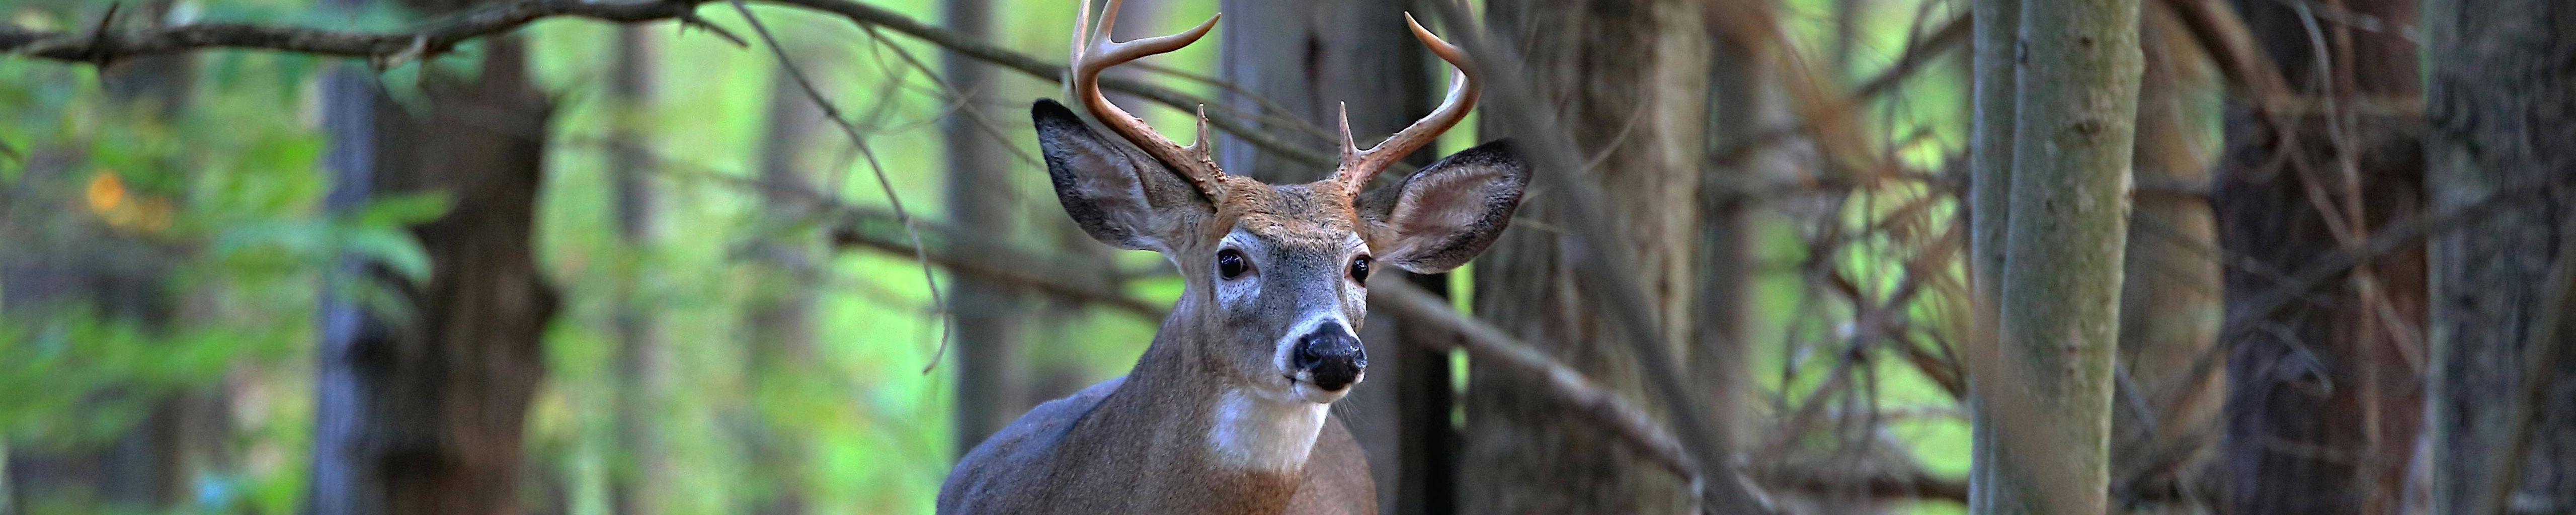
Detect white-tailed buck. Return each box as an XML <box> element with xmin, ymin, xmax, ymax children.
<box><xmin>936</xmin><ymin>1</ymin><xmax>1527</xmax><ymax>513</ymax></box>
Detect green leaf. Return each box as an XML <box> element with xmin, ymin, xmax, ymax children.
<box><xmin>346</xmin><ymin>227</ymin><xmax>434</xmax><ymax>285</ymax></box>
<box><xmin>356</xmin><ymin>191</ymin><xmax>454</xmax><ymax>227</ymax></box>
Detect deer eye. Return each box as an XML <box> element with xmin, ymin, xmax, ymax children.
<box><xmin>1349</xmin><ymin>255</ymin><xmax>1373</xmax><ymax>283</ymax></box>
<box><xmin>1216</xmin><ymin>249</ymin><xmax>1251</xmax><ymax>280</ymax></box>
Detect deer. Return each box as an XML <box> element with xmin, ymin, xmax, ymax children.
<box><xmin>935</xmin><ymin>1</ymin><xmax>1527</xmax><ymax>513</ymax></box>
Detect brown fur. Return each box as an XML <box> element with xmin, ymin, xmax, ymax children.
<box><xmin>937</xmin><ymin>341</ymin><xmax>1376</xmax><ymax>515</ymax></box>
<box><xmin>937</xmin><ymin>100</ymin><xmax>1522</xmax><ymax>515</ymax></box>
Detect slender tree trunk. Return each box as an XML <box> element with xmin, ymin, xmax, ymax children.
<box><xmin>1980</xmin><ymin>1</ymin><xmax>2142</xmax><ymax>514</ymax></box>
<box><xmin>943</xmin><ymin>0</ymin><xmax>1031</xmax><ymax>458</ymax></box>
<box><xmin>1701</xmin><ymin>0</ymin><xmax>1781</xmax><ymax>477</ymax></box>
<box><xmin>2424</xmin><ymin>2</ymin><xmax>2576</xmax><ymax>513</ymax></box>
<box><xmin>1966</xmin><ymin>0</ymin><xmax>2019</xmax><ymax>508</ymax></box>
<box><xmin>1463</xmin><ymin>0</ymin><xmax>1709</xmax><ymax>512</ymax></box>
<box><xmin>2110</xmin><ymin>6</ymin><xmax>2221</xmax><ymax>510</ymax></box>
<box><xmin>306</xmin><ymin>33</ymin><xmax>559</xmax><ymax>515</ymax></box>
<box><xmin>605</xmin><ymin>24</ymin><xmax>670</xmax><ymax>515</ymax></box>
<box><xmin>98</xmin><ymin>3</ymin><xmax>200</xmax><ymax>504</ymax></box>
<box><xmin>739</xmin><ymin>56</ymin><xmax>827</xmax><ymax>515</ymax></box>
<box><xmin>2211</xmin><ymin>1</ymin><xmax>2424</xmax><ymax>513</ymax></box>
<box><xmin>1216</xmin><ymin>2</ymin><xmax>1437</xmax><ymax>512</ymax></box>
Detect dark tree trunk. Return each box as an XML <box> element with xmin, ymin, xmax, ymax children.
<box><xmin>944</xmin><ymin>0</ymin><xmax>1032</xmax><ymax>457</ymax></box>
<box><xmin>1464</xmin><ymin>0</ymin><xmax>1710</xmax><ymax>512</ymax></box>
<box><xmin>306</xmin><ymin>34</ymin><xmax>559</xmax><ymax>515</ymax></box>
<box><xmin>2424</xmin><ymin>1</ymin><xmax>2576</xmax><ymax>513</ymax></box>
<box><xmin>0</xmin><ymin>3</ymin><xmax>204</xmax><ymax>510</ymax></box>
<box><xmin>2213</xmin><ymin>0</ymin><xmax>2424</xmax><ymax>513</ymax></box>
<box><xmin>1215</xmin><ymin>2</ymin><xmax>1439</xmax><ymax>512</ymax></box>
<box><xmin>606</xmin><ymin>24</ymin><xmax>671</xmax><ymax>515</ymax></box>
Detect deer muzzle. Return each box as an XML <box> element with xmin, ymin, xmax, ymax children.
<box><xmin>1293</xmin><ymin>321</ymin><xmax>1367</xmax><ymax>392</ymax></box>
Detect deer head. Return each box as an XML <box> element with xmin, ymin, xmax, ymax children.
<box><xmin>1031</xmin><ymin>1</ymin><xmax>1526</xmax><ymax>411</ymax></box>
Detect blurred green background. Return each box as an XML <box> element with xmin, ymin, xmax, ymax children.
<box><xmin>0</xmin><ymin>0</ymin><xmax>2000</xmax><ymax>512</ymax></box>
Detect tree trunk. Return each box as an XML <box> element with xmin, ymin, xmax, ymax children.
<box><xmin>306</xmin><ymin>34</ymin><xmax>559</xmax><ymax>515</ymax></box>
<box><xmin>1980</xmin><ymin>1</ymin><xmax>2142</xmax><ymax>514</ymax></box>
<box><xmin>605</xmin><ymin>24</ymin><xmax>671</xmax><ymax>515</ymax></box>
<box><xmin>2211</xmin><ymin>0</ymin><xmax>2424</xmax><ymax>513</ymax></box>
<box><xmin>1462</xmin><ymin>0</ymin><xmax>1709</xmax><ymax>512</ymax></box>
<box><xmin>2110</xmin><ymin>6</ymin><xmax>2221</xmax><ymax>510</ymax></box>
<box><xmin>1966</xmin><ymin>0</ymin><xmax>2019</xmax><ymax>507</ymax></box>
<box><xmin>1701</xmin><ymin>0</ymin><xmax>1781</xmax><ymax>484</ymax></box>
<box><xmin>2424</xmin><ymin>2</ymin><xmax>2576</xmax><ymax>513</ymax></box>
<box><xmin>1215</xmin><ymin>2</ymin><xmax>1437</xmax><ymax>512</ymax></box>
<box><xmin>943</xmin><ymin>0</ymin><xmax>1032</xmax><ymax>458</ymax></box>
<box><xmin>738</xmin><ymin>54</ymin><xmax>828</xmax><ymax>515</ymax></box>
<box><xmin>0</xmin><ymin>3</ymin><xmax>201</xmax><ymax>509</ymax></box>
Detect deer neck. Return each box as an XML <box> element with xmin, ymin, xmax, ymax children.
<box><xmin>1084</xmin><ymin>295</ymin><xmax>1326</xmax><ymax>500</ymax></box>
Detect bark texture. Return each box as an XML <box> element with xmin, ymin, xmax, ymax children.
<box><xmin>1982</xmin><ymin>0</ymin><xmax>2143</xmax><ymax>514</ymax></box>
<box><xmin>2212</xmin><ymin>1</ymin><xmax>2425</xmax><ymax>513</ymax></box>
<box><xmin>306</xmin><ymin>35</ymin><xmax>559</xmax><ymax>515</ymax></box>
<box><xmin>2424</xmin><ymin>1</ymin><xmax>2576</xmax><ymax>513</ymax></box>
<box><xmin>1463</xmin><ymin>0</ymin><xmax>1709</xmax><ymax>512</ymax></box>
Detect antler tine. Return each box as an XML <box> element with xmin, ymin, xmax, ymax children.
<box><xmin>1069</xmin><ymin>0</ymin><xmax>1226</xmax><ymax>197</ymax></box>
<box><xmin>1333</xmin><ymin>13</ymin><xmax>1480</xmax><ymax>196</ymax></box>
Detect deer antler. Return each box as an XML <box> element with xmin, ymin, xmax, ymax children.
<box><xmin>1329</xmin><ymin>13</ymin><xmax>1480</xmax><ymax>197</ymax></box>
<box><xmin>1070</xmin><ymin>0</ymin><xmax>1227</xmax><ymax>200</ymax></box>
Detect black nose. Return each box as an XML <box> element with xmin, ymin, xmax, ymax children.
<box><xmin>1294</xmin><ymin>322</ymin><xmax>1367</xmax><ymax>391</ymax></box>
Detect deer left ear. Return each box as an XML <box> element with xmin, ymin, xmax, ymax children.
<box><xmin>1357</xmin><ymin>140</ymin><xmax>1530</xmax><ymax>273</ymax></box>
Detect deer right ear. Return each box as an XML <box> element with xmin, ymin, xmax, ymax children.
<box><xmin>1357</xmin><ymin>140</ymin><xmax>1530</xmax><ymax>273</ymax></box>
<box><xmin>1033</xmin><ymin>99</ymin><xmax>1214</xmax><ymax>251</ymax></box>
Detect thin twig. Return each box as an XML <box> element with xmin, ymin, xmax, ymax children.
<box><xmin>2470</xmin><ymin>213</ymin><xmax>2576</xmax><ymax>515</ymax></box>
<box><xmin>2170</xmin><ymin>171</ymin><xmax>2576</xmax><ymax>403</ymax></box>
<box><xmin>722</xmin><ymin>0</ymin><xmax>951</xmax><ymax>372</ymax></box>
<box><xmin>568</xmin><ymin>131</ymin><xmax>1165</xmax><ymax>319</ymax></box>
<box><xmin>2</xmin><ymin>0</ymin><xmax>1346</xmax><ymax>171</ymax></box>
<box><xmin>828</xmin><ymin>209</ymin><xmax>1167</xmax><ymax>320</ymax></box>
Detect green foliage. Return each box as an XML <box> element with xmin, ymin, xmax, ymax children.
<box><xmin>1</xmin><ymin>0</ymin><xmax>1989</xmax><ymax>513</ymax></box>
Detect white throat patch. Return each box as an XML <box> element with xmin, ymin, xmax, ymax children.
<box><xmin>1208</xmin><ymin>388</ymin><xmax>1329</xmax><ymax>472</ymax></box>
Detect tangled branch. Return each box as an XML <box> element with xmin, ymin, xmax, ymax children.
<box><xmin>1</xmin><ymin>0</ymin><xmax>1341</xmax><ymax>169</ymax></box>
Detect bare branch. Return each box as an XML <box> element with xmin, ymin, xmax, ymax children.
<box><xmin>827</xmin><ymin>208</ymin><xmax>1167</xmax><ymax>320</ymax></box>
<box><xmin>1754</xmin><ymin>462</ymin><xmax>1970</xmax><ymax>503</ymax></box>
<box><xmin>1369</xmin><ymin>280</ymin><xmax>1702</xmax><ymax>484</ymax></box>
<box><xmin>1</xmin><ymin>0</ymin><xmax>1343</xmax><ymax>170</ymax></box>
<box><xmin>5</xmin><ymin>0</ymin><xmax>701</xmax><ymax>66</ymax></box>
<box><xmin>1850</xmin><ymin>14</ymin><xmax>1968</xmax><ymax>103</ymax></box>
<box><xmin>718</xmin><ymin>0</ymin><xmax>953</xmax><ymax>373</ymax></box>
<box><xmin>2469</xmin><ymin>207</ymin><xmax>2576</xmax><ymax>515</ymax></box>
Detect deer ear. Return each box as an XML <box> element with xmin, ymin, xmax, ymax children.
<box><xmin>1358</xmin><ymin>140</ymin><xmax>1530</xmax><ymax>273</ymax></box>
<box><xmin>1033</xmin><ymin>99</ymin><xmax>1214</xmax><ymax>251</ymax></box>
